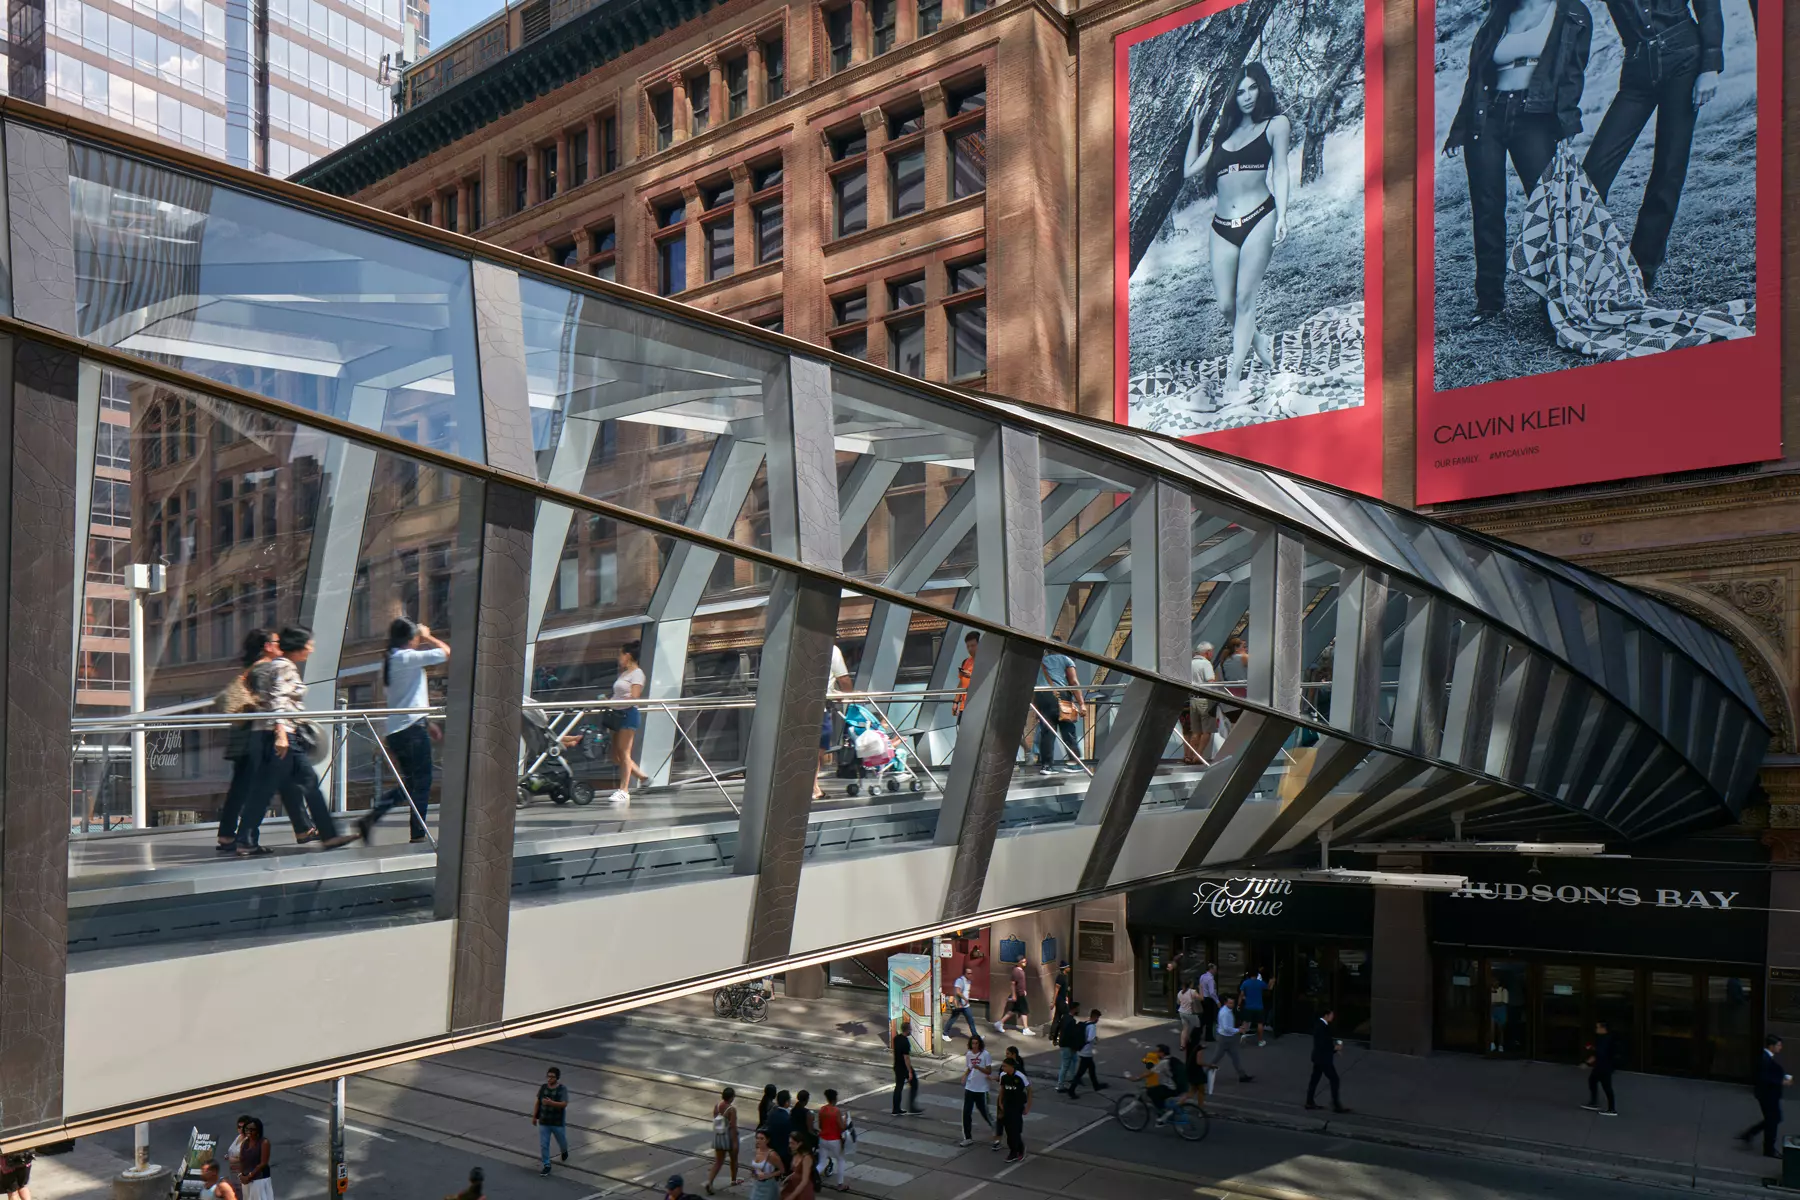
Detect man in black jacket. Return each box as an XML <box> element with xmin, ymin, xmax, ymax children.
<box><xmin>1304</xmin><ymin>1009</ymin><xmax>1348</xmax><ymax>1114</ymax></box>
<box><xmin>1737</xmin><ymin>1034</ymin><xmax>1792</xmax><ymax>1157</ymax></box>
<box><xmin>1581</xmin><ymin>1020</ymin><xmax>1619</xmax><ymax>1115</ymax></box>
<box><xmin>1583</xmin><ymin>0</ymin><xmax>1725</xmax><ymax>293</ymax></box>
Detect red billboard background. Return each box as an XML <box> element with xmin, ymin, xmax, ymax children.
<box><xmin>1112</xmin><ymin>0</ymin><xmax>1385</xmax><ymax>498</ymax></box>
<box><xmin>1414</xmin><ymin>0</ymin><xmax>1782</xmax><ymax>505</ymax></box>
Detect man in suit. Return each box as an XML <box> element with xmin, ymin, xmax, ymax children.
<box><xmin>1738</xmin><ymin>1034</ymin><xmax>1792</xmax><ymax>1158</ymax></box>
<box><xmin>1304</xmin><ymin>1008</ymin><xmax>1348</xmax><ymax>1113</ymax></box>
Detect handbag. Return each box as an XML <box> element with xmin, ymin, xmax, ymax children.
<box><xmin>1042</xmin><ymin>665</ymin><xmax>1080</xmax><ymax>724</ymax></box>
<box><xmin>291</xmin><ymin>719</ymin><xmax>331</xmax><ymax>766</ymax></box>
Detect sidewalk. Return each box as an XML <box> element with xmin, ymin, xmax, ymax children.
<box><xmin>728</xmin><ymin>985</ymin><xmax>1785</xmax><ymax>1194</ymax></box>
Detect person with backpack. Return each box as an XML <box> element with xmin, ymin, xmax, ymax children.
<box><xmin>817</xmin><ymin>1088</ymin><xmax>850</xmax><ymax>1191</ymax></box>
<box><xmin>958</xmin><ymin>1035</ymin><xmax>995</xmax><ymax>1146</ymax></box>
<box><xmin>1069</xmin><ymin>1009</ymin><xmax>1107</xmax><ymax>1098</ymax></box>
<box><xmin>1055</xmin><ymin>1008</ymin><xmax>1083</xmax><ymax>1094</ymax></box>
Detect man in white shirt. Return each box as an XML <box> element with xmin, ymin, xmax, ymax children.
<box><xmin>1187</xmin><ymin>642</ymin><xmax>1217</xmax><ymax>762</ymax></box>
<box><xmin>360</xmin><ymin>617</ymin><xmax>450</xmax><ymax>843</ymax></box>
<box><xmin>948</xmin><ymin>971</ymin><xmax>978</xmax><ymax>1041</ymax></box>
<box><xmin>1205</xmin><ymin>997</ymin><xmax>1254</xmax><ymax>1086</ymax></box>
<box><xmin>957</xmin><ymin>1034</ymin><xmax>995</xmax><ymax>1147</ymax></box>
<box><xmin>814</xmin><ymin>644</ymin><xmax>853</xmax><ymax>800</ymax></box>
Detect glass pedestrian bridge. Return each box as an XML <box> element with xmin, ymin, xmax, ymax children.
<box><xmin>0</xmin><ymin>99</ymin><xmax>1767</xmax><ymax>1149</ymax></box>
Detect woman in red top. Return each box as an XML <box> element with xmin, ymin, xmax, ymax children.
<box><xmin>816</xmin><ymin>1089</ymin><xmax>848</xmax><ymax>1191</ymax></box>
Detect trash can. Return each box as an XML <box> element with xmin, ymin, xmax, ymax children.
<box><xmin>1783</xmin><ymin>1134</ymin><xmax>1800</xmax><ymax>1189</ymax></box>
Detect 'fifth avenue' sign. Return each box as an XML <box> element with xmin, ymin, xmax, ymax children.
<box><xmin>1449</xmin><ymin>881</ymin><xmax>1742</xmax><ymax>910</ymax></box>
<box><xmin>1193</xmin><ymin>877</ymin><xmax>1292</xmax><ymax>918</ymax></box>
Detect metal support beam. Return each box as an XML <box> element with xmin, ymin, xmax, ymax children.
<box><xmin>1176</xmin><ymin>711</ymin><xmax>1297</xmax><ymax>869</ymax></box>
<box><xmin>0</xmin><ymin>336</ymin><xmax>77</xmax><ymax>1128</ymax></box>
<box><xmin>1440</xmin><ymin>623</ymin><xmax>1502</xmax><ymax>769</ymax></box>
<box><xmin>1391</xmin><ymin>596</ymin><xmax>1455</xmax><ymax>757</ymax></box>
<box><xmin>1329</xmin><ymin>566</ymin><xmax>1388</xmax><ymax>741</ymax></box>
<box><xmin>1076</xmin><ymin>677</ymin><xmax>1187</xmax><ymax>890</ymax></box>
<box><xmin>435</xmin><ymin>482</ymin><xmax>531</xmax><ymax>1030</ymax></box>
<box><xmin>1247</xmin><ymin>528</ymin><xmax>1303</xmax><ymax>713</ymax></box>
<box><xmin>1241</xmin><ymin>736</ymin><xmax>1369</xmax><ymax>859</ymax></box>
<box><xmin>296</xmin><ymin>385</ymin><xmax>385</xmax><ymax>711</ymax></box>
<box><xmin>939</xmin><ymin>425</ymin><xmax>1045</xmax><ymax>919</ymax></box>
<box><xmin>739</xmin><ymin>356</ymin><xmax>841</xmax><ymax>961</ymax></box>
<box><xmin>1131</xmin><ymin>482</ymin><xmax>1193</xmax><ymax>677</ymax></box>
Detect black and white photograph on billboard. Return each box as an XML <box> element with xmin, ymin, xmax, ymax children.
<box><xmin>1121</xmin><ymin>0</ymin><xmax>1370</xmax><ymax>439</ymax></box>
<box><xmin>1429</xmin><ymin>0</ymin><xmax>1759</xmax><ymax>393</ymax></box>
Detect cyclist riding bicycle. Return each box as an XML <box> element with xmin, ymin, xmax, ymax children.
<box><xmin>1141</xmin><ymin>1050</ymin><xmax>1178</xmax><ymax>1124</ymax></box>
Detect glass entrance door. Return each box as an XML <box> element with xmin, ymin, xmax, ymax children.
<box><xmin>1539</xmin><ymin>964</ymin><xmax>1585</xmax><ymax>1061</ymax></box>
<box><xmin>1439</xmin><ymin>958</ymin><xmax>1482</xmax><ymax>1052</ymax></box>
<box><xmin>1140</xmin><ymin>933</ymin><xmax>1176</xmax><ymax>1014</ymax></box>
<box><xmin>1648</xmin><ymin>972</ymin><xmax>1698</xmax><ymax>1074</ymax></box>
<box><xmin>1592</xmin><ymin>967</ymin><xmax>1638</xmax><ymax>1070</ymax></box>
<box><xmin>1488</xmin><ymin>961</ymin><xmax>1529</xmax><ymax>1056</ymax></box>
<box><xmin>1337</xmin><ymin>946</ymin><xmax>1372</xmax><ymax>1040</ymax></box>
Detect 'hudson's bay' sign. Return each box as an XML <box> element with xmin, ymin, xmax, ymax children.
<box><xmin>1449</xmin><ymin>882</ymin><xmax>1741</xmax><ymax>910</ymax></box>
<box><xmin>1193</xmin><ymin>877</ymin><xmax>1292</xmax><ymax>918</ymax></box>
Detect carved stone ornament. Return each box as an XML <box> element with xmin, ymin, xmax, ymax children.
<box><xmin>1696</xmin><ymin>577</ymin><xmax>1786</xmax><ymax>652</ymax></box>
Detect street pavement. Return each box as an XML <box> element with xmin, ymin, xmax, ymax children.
<box><xmin>29</xmin><ymin>987</ymin><xmax>1782</xmax><ymax>1199</ymax></box>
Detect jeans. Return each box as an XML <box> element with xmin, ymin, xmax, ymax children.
<box><xmin>1582</xmin><ymin>25</ymin><xmax>1702</xmax><ymax>277</ymax></box>
<box><xmin>961</xmin><ymin>1091</ymin><xmax>991</xmax><ymax>1139</ymax></box>
<box><xmin>367</xmin><ymin>722</ymin><xmax>433</xmax><ymax>839</ymax></box>
<box><xmin>538</xmin><ymin>1123</ymin><xmax>568</xmax><ymax>1167</ymax></box>
<box><xmin>1588</xmin><ymin>1068</ymin><xmax>1616</xmax><ymax>1110</ymax></box>
<box><xmin>1035</xmin><ymin>712</ymin><xmax>1079</xmax><ymax>767</ymax></box>
<box><xmin>1058</xmin><ymin>1047</ymin><xmax>1078</xmax><ymax>1090</ymax></box>
<box><xmin>946</xmin><ymin>1005</ymin><xmax>979</xmax><ymax>1042</ymax></box>
<box><xmin>1464</xmin><ymin>93</ymin><xmax>1562</xmax><ymax>311</ymax></box>
<box><xmin>892</xmin><ymin>1065</ymin><xmax>918</xmax><ymax>1113</ymax></box>
<box><xmin>1207</xmin><ymin>1034</ymin><xmax>1247</xmax><ymax>1078</ymax></box>
<box><xmin>1307</xmin><ymin>1060</ymin><xmax>1341</xmax><ymax>1107</ymax></box>
<box><xmin>237</xmin><ymin>732</ymin><xmax>338</xmax><ymax>846</ymax></box>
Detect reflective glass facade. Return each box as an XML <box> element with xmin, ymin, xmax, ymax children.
<box><xmin>0</xmin><ymin>104</ymin><xmax>1769</xmax><ymax>1147</ymax></box>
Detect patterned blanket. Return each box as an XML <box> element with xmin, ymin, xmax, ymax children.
<box><xmin>1127</xmin><ymin>301</ymin><xmax>1366</xmax><ymax>436</ymax></box>
<box><xmin>1511</xmin><ymin>143</ymin><xmax>1755</xmax><ymax>359</ymax></box>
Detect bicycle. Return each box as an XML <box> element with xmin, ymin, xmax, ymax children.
<box><xmin>1112</xmin><ymin>1090</ymin><xmax>1209</xmax><ymax>1142</ymax></box>
<box><xmin>712</xmin><ymin>982</ymin><xmax>769</xmax><ymax>1023</ymax></box>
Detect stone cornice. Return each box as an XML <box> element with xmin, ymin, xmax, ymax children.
<box><xmin>1432</xmin><ymin>468</ymin><xmax>1800</xmax><ymax>539</ymax></box>
<box><xmin>1547</xmin><ymin>533</ymin><xmax>1800</xmax><ymax>579</ymax></box>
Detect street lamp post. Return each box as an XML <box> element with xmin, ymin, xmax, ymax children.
<box><xmin>124</xmin><ymin>563</ymin><xmax>166</xmax><ymax>830</ymax></box>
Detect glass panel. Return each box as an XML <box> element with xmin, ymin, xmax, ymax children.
<box><xmin>515</xmin><ymin>277</ymin><xmax>786</xmax><ymax>537</ymax></box>
<box><xmin>69</xmin><ymin>140</ymin><xmax>485</xmax><ymax>463</ymax></box>
<box><xmin>1591</xmin><ymin>966</ymin><xmax>1637</xmax><ymax>1070</ymax></box>
<box><xmin>69</xmin><ymin>369</ymin><xmax>478</xmax><ymax>961</ymax></box>
<box><xmin>1703</xmin><ymin>973</ymin><xmax>1756</xmax><ymax>1080</ymax></box>
<box><xmin>1538</xmin><ymin>964</ymin><xmax>1585</xmax><ymax>1062</ymax></box>
<box><xmin>1439</xmin><ymin>957</ymin><xmax>1482</xmax><ymax>1052</ymax></box>
<box><xmin>1648</xmin><ymin>971</ymin><xmax>1697</xmax><ymax>1074</ymax></box>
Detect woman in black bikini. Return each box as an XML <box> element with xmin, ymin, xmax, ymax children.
<box><xmin>1183</xmin><ymin>62</ymin><xmax>1290</xmax><ymax>405</ymax></box>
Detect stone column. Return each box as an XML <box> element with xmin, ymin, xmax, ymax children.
<box><xmin>482</xmin><ymin>148</ymin><xmax>501</xmax><ymax>226</ymax></box>
<box><xmin>522</xmin><ymin>146</ymin><xmax>538</xmax><ymax>213</ymax></box>
<box><xmin>1370</xmin><ymin>854</ymin><xmax>1433</xmax><ymax>1055</ymax></box>
<box><xmin>585</xmin><ymin>113</ymin><xmax>601</xmax><ymax>183</ymax></box>
<box><xmin>731</xmin><ymin>162</ymin><xmax>754</xmax><ymax>274</ymax></box>
<box><xmin>862</xmin><ymin>107</ymin><xmax>888</xmax><ymax>230</ymax></box>
<box><xmin>896</xmin><ymin>0</ymin><xmax>916</xmax><ymax>45</ymax></box>
<box><xmin>851</xmin><ymin>0</ymin><xmax>870</xmax><ymax>64</ymax></box>
<box><xmin>945</xmin><ymin>0</ymin><xmax>966</xmax><ymax>20</ymax></box>
<box><xmin>672</xmin><ymin>76</ymin><xmax>690</xmax><ymax>143</ymax></box>
<box><xmin>707</xmin><ymin>54</ymin><xmax>725</xmax><ymax>126</ymax></box>
<box><xmin>683</xmin><ymin>182</ymin><xmax>703</xmax><ymax>293</ymax></box>
<box><xmin>746</xmin><ymin>37</ymin><xmax>766</xmax><ymax>108</ymax></box>
<box><xmin>455</xmin><ymin>178</ymin><xmax>472</xmax><ymax>233</ymax></box>
<box><xmin>921</xmin><ymin>80</ymin><xmax>948</xmax><ymax>208</ymax></box>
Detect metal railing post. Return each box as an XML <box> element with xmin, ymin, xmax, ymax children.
<box><xmin>334</xmin><ymin>697</ymin><xmax>350</xmax><ymax>814</ymax></box>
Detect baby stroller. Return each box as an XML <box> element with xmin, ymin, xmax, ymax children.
<box><xmin>841</xmin><ymin>702</ymin><xmax>922</xmax><ymax>796</ymax></box>
<box><xmin>517</xmin><ymin>706</ymin><xmax>594</xmax><ymax>807</ymax></box>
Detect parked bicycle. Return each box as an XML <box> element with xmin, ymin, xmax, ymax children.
<box><xmin>712</xmin><ymin>982</ymin><xmax>769</xmax><ymax>1023</ymax></box>
<box><xmin>1112</xmin><ymin>1089</ymin><xmax>1209</xmax><ymax>1142</ymax></box>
